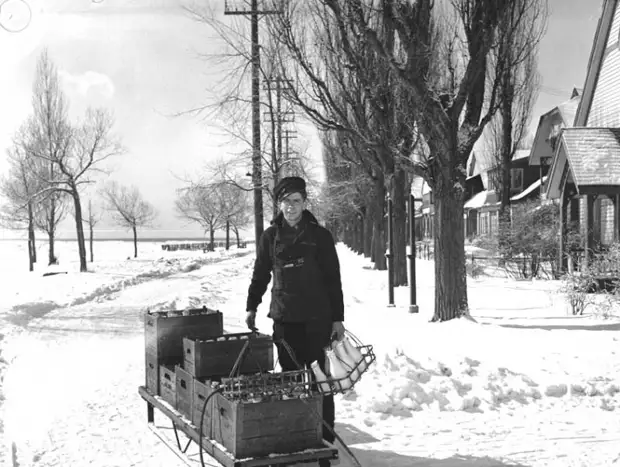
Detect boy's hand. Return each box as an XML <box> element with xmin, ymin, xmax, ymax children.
<box><xmin>331</xmin><ymin>321</ymin><xmax>345</xmax><ymax>341</ymax></box>
<box><xmin>245</xmin><ymin>311</ymin><xmax>258</xmax><ymax>331</ymax></box>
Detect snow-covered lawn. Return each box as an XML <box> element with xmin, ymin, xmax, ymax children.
<box><xmin>1</xmin><ymin>239</ymin><xmax>619</xmax><ymax>467</ymax></box>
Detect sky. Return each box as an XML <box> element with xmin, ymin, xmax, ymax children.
<box><xmin>0</xmin><ymin>0</ymin><xmax>606</xmax><ymax>240</ymax></box>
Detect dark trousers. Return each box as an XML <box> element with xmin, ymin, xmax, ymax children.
<box><xmin>272</xmin><ymin>321</ymin><xmax>335</xmax><ymax>444</ymax></box>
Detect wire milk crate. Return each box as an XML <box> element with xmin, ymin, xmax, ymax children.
<box><xmin>311</xmin><ymin>331</ymin><xmax>376</xmax><ymax>396</ymax></box>
<box><xmin>218</xmin><ymin>369</ymin><xmax>313</xmax><ymax>402</ymax></box>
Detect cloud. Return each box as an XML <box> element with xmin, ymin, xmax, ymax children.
<box><xmin>59</xmin><ymin>70</ymin><xmax>115</xmax><ymax>98</ymax></box>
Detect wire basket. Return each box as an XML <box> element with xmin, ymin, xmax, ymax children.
<box><xmin>216</xmin><ymin>369</ymin><xmax>313</xmax><ymax>402</ymax></box>
<box><xmin>314</xmin><ymin>343</ymin><xmax>376</xmax><ymax>396</ymax></box>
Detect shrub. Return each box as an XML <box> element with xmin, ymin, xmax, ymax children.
<box><xmin>499</xmin><ymin>199</ymin><xmax>559</xmax><ymax>279</ymax></box>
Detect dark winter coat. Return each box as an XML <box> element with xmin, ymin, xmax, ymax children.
<box><xmin>246</xmin><ymin>210</ymin><xmax>344</xmax><ymax>324</ymax></box>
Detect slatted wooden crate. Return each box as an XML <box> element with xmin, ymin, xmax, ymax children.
<box><xmin>145</xmin><ymin>308</ymin><xmax>223</xmax><ymax>360</ymax></box>
<box><xmin>199</xmin><ymin>385</ymin><xmax>324</xmax><ymax>459</ymax></box>
<box><xmin>145</xmin><ymin>352</ymin><xmax>159</xmax><ymax>394</ymax></box>
<box><xmin>175</xmin><ymin>365</ymin><xmax>195</xmax><ymax>419</ymax></box>
<box><xmin>183</xmin><ymin>332</ymin><xmax>274</xmax><ymax>378</ymax></box>
<box><xmin>144</xmin><ymin>307</ymin><xmax>223</xmax><ymax>393</ymax></box>
<box><xmin>192</xmin><ymin>379</ymin><xmax>213</xmax><ymax>436</ymax></box>
<box><xmin>159</xmin><ymin>364</ymin><xmax>176</xmax><ymax>407</ymax></box>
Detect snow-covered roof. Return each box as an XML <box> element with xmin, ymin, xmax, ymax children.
<box><xmin>511</xmin><ymin>176</ymin><xmax>547</xmax><ymax>202</ymax></box>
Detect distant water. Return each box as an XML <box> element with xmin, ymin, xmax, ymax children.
<box><xmin>0</xmin><ymin>237</ymin><xmax>254</xmax><ymax>244</ymax></box>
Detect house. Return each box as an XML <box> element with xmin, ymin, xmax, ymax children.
<box><xmin>544</xmin><ymin>0</ymin><xmax>620</xmax><ymax>270</ymax></box>
<box><xmin>463</xmin><ymin>148</ymin><xmax>545</xmax><ymax>239</ymax></box>
<box><xmin>528</xmin><ymin>88</ymin><xmax>581</xmax><ymax>189</ymax></box>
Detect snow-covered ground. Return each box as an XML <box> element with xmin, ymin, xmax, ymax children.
<box><xmin>1</xmin><ymin>238</ymin><xmax>619</xmax><ymax>467</ymax></box>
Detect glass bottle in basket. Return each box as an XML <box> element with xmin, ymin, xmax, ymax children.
<box><xmin>334</xmin><ymin>340</ymin><xmax>360</xmax><ymax>383</ymax></box>
<box><xmin>326</xmin><ymin>349</ymin><xmax>352</xmax><ymax>391</ymax></box>
<box><xmin>310</xmin><ymin>361</ymin><xmax>331</xmax><ymax>393</ymax></box>
<box><xmin>343</xmin><ymin>337</ymin><xmax>368</xmax><ymax>372</ymax></box>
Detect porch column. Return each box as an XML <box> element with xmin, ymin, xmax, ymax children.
<box><xmin>614</xmin><ymin>194</ymin><xmax>620</xmax><ymax>242</ymax></box>
<box><xmin>558</xmin><ymin>191</ymin><xmax>570</xmax><ymax>272</ymax></box>
<box><xmin>584</xmin><ymin>194</ymin><xmax>595</xmax><ymax>267</ymax></box>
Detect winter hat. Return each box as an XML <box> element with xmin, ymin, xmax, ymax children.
<box><xmin>274</xmin><ymin>176</ymin><xmax>307</xmax><ymax>201</ymax></box>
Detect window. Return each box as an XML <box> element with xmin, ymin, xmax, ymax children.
<box><xmin>511</xmin><ymin>168</ymin><xmax>524</xmax><ymax>192</ymax></box>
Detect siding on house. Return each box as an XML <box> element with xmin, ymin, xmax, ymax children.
<box><xmin>587</xmin><ymin>4</ymin><xmax>620</xmax><ymax>127</ymax></box>
<box><xmin>572</xmin><ymin>0</ymin><xmax>620</xmax><ymax>248</ymax></box>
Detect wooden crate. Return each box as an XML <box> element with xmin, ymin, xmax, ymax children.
<box><xmin>183</xmin><ymin>332</ymin><xmax>274</xmax><ymax>378</ymax></box>
<box><xmin>202</xmin><ymin>389</ymin><xmax>324</xmax><ymax>459</ymax></box>
<box><xmin>175</xmin><ymin>365</ymin><xmax>195</xmax><ymax>419</ymax></box>
<box><xmin>145</xmin><ymin>352</ymin><xmax>158</xmax><ymax>394</ymax></box>
<box><xmin>192</xmin><ymin>379</ymin><xmax>213</xmax><ymax>436</ymax></box>
<box><xmin>145</xmin><ymin>352</ymin><xmax>181</xmax><ymax>395</ymax></box>
<box><xmin>159</xmin><ymin>364</ymin><xmax>176</xmax><ymax>407</ymax></box>
<box><xmin>145</xmin><ymin>307</ymin><xmax>224</xmax><ymax>362</ymax></box>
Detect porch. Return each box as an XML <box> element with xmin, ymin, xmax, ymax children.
<box><xmin>549</xmin><ymin>128</ymin><xmax>620</xmax><ymax>272</ymax></box>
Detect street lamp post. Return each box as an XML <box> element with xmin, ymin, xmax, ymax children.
<box><xmin>386</xmin><ymin>198</ymin><xmax>395</xmax><ymax>307</ymax></box>
<box><xmin>408</xmin><ymin>193</ymin><xmax>419</xmax><ymax>313</ymax></box>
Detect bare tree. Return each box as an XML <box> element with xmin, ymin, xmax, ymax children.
<box><xmin>84</xmin><ymin>198</ymin><xmax>103</xmax><ymax>262</ymax></box>
<box><xmin>101</xmin><ymin>182</ymin><xmax>157</xmax><ymax>258</ymax></box>
<box><xmin>266</xmin><ymin>0</ymin><xmax>422</xmax><ymax>283</ymax></box>
<box><xmin>216</xmin><ymin>181</ymin><xmax>252</xmax><ymax>249</ymax></box>
<box><xmin>27</xmin><ymin>50</ymin><xmax>72</xmax><ymax>267</ymax></box>
<box><xmin>0</xmin><ymin>143</ymin><xmax>44</xmax><ymax>271</ymax></box>
<box><xmin>267</xmin><ymin>0</ymin><xmax>547</xmax><ymax>321</ymax></box>
<box><xmin>491</xmin><ymin>0</ymin><xmax>546</xmax><ymax>248</ymax></box>
<box><xmin>33</xmin><ymin>190</ymin><xmax>68</xmax><ymax>265</ymax></box>
<box><xmin>175</xmin><ymin>185</ymin><xmax>223</xmax><ymax>249</ymax></box>
<box><xmin>182</xmin><ymin>3</ymin><xmax>320</xmax><ymax>242</ymax></box>
<box><xmin>24</xmin><ymin>52</ymin><xmax>124</xmax><ymax>272</ymax></box>
<box><xmin>229</xmin><ymin>198</ymin><xmax>253</xmax><ymax>248</ymax></box>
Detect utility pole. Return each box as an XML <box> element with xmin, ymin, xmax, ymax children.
<box><xmin>282</xmin><ymin>128</ymin><xmax>297</xmax><ymax>176</ymax></box>
<box><xmin>264</xmin><ymin>76</ymin><xmax>295</xmax><ymax>215</ymax></box>
<box><xmin>264</xmin><ymin>76</ymin><xmax>294</xmax><ymax>183</ymax></box>
<box><xmin>224</xmin><ymin>0</ymin><xmax>279</xmax><ymax>249</ymax></box>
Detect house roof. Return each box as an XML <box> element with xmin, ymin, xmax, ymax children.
<box><xmin>512</xmin><ymin>149</ymin><xmax>530</xmax><ymax>162</ymax></box>
<box><xmin>467</xmin><ymin>148</ymin><xmax>531</xmax><ymax>179</ymax></box>
<box><xmin>561</xmin><ymin>127</ymin><xmax>620</xmax><ymax>187</ymax></box>
<box><xmin>545</xmin><ymin>0</ymin><xmax>620</xmax><ymax>200</ymax></box>
<box><xmin>464</xmin><ymin>190</ymin><xmax>498</xmax><ymax>210</ymax></box>
<box><xmin>511</xmin><ymin>176</ymin><xmax>548</xmax><ymax>202</ymax></box>
<box><xmin>557</xmin><ymin>96</ymin><xmax>580</xmax><ymax>127</ymax></box>
<box><xmin>528</xmin><ymin>92</ymin><xmax>581</xmax><ymax>166</ymax></box>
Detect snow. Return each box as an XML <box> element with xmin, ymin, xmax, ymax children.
<box><xmin>1</xmin><ymin>238</ymin><xmax>619</xmax><ymax>467</ymax></box>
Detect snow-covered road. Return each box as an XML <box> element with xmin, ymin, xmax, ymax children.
<box><xmin>2</xmin><ymin>243</ymin><xmax>620</xmax><ymax>467</ymax></box>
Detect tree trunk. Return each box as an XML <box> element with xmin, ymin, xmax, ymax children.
<box><xmin>371</xmin><ymin>179</ymin><xmax>387</xmax><ymax>270</ymax></box>
<box><xmin>391</xmin><ymin>168</ymin><xmax>408</xmax><ymax>287</ymax></box>
<box><xmin>72</xmin><ymin>189</ymin><xmax>88</xmax><ymax>272</ymax></box>
<box><xmin>233</xmin><ymin>228</ymin><xmax>240</xmax><ymax>247</ymax></box>
<box><xmin>432</xmin><ymin>186</ymin><xmax>468</xmax><ymax>322</ymax></box>
<box><xmin>363</xmin><ymin>209</ymin><xmax>372</xmax><ymax>258</ymax></box>
<box><xmin>343</xmin><ymin>223</ymin><xmax>352</xmax><ymax>249</ymax></box>
<box><xmin>28</xmin><ymin>203</ymin><xmax>35</xmax><ymax>271</ymax></box>
<box><xmin>226</xmin><ymin>219</ymin><xmax>230</xmax><ymax>250</ymax></box>
<box><xmin>356</xmin><ymin>215</ymin><xmax>364</xmax><ymax>254</ymax></box>
<box><xmin>90</xmin><ymin>221</ymin><xmax>94</xmax><ymax>262</ymax></box>
<box><xmin>133</xmin><ymin>225</ymin><xmax>138</xmax><ymax>258</ymax></box>
<box><xmin>29</xmin><ymin>202</ymin><xmax>37</xmax><ymax>264</ymax></box>
<box><xmin>48</xmin><ymin>195</ymin><xmax>56</xmax><ymax>265</ymax></box>
<box><xmin>210</xmin><ymin>228</ymin><xmax>215</xmax><ymax>250</ymax></box>
<box><xmin>499</xmin><ymin>67</ymin><xmax>514</xmax><ymax>256</ymax></box>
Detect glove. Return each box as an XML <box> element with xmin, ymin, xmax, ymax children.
<box><xmin>245</xmin><ymin>310</ymin><xmax>258</xmax><ymax>332</ymax></box>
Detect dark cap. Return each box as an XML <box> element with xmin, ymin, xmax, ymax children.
<box><xmin>274</xmin><ymin>176</ymin><xmax>307</xmax><ymax>201</ymax></box>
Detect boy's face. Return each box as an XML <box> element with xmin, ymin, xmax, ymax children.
<box><xmin>280</xmin><ymin>191</ymin><xmax>306</xmax><ymax>225</ymax></box>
